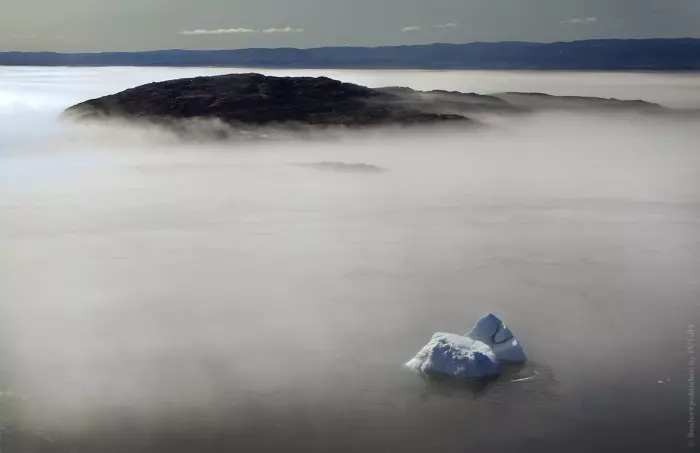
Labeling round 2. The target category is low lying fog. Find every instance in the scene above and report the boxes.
[1,67,699,452]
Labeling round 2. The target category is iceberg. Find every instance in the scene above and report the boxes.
[406,313,526,379]
[465,312,527,364]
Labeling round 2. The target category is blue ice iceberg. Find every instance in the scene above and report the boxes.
[406,313,526,379]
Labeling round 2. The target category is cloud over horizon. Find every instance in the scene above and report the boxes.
[560,17,598,25]
[181,27,304,36]
[181,28,257,35]
[434,23,459,28]
[262,27,304,34]
[401,23,459,32]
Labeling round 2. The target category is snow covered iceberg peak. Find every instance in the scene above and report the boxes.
[406,313,526,379]
[465,312,527,364]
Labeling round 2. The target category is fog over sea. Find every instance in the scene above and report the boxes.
[1,67,699,453]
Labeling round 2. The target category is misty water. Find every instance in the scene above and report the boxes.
[1,67,699,452]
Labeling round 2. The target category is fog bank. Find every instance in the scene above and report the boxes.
[1,67,699,453]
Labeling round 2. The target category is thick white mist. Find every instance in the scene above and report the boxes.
[0,67,699,452]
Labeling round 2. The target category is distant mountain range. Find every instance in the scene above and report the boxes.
[2,38,700,70]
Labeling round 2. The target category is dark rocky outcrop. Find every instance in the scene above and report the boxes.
[63,73,470,129]
[494,92,663,112]
[63,73,672,137]
[378,87,518,114]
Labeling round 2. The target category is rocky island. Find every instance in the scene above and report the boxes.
[63,73,471,128]
[63,73,668,136]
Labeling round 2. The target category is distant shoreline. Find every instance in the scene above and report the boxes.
[2,38,700,70]
[4,66,700,74]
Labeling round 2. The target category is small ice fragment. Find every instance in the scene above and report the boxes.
[511,371,540,383]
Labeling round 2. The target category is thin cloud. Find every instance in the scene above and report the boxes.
[181,28,256,35]
[560,17,597,24]
[181,26,304,36]
[433,23,459,28]
[401,26,422,32]
[262,27,304,33]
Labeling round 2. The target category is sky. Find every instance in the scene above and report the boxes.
[3,0,700,52]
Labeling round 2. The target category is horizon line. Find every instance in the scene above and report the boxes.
[2,37,699,55]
